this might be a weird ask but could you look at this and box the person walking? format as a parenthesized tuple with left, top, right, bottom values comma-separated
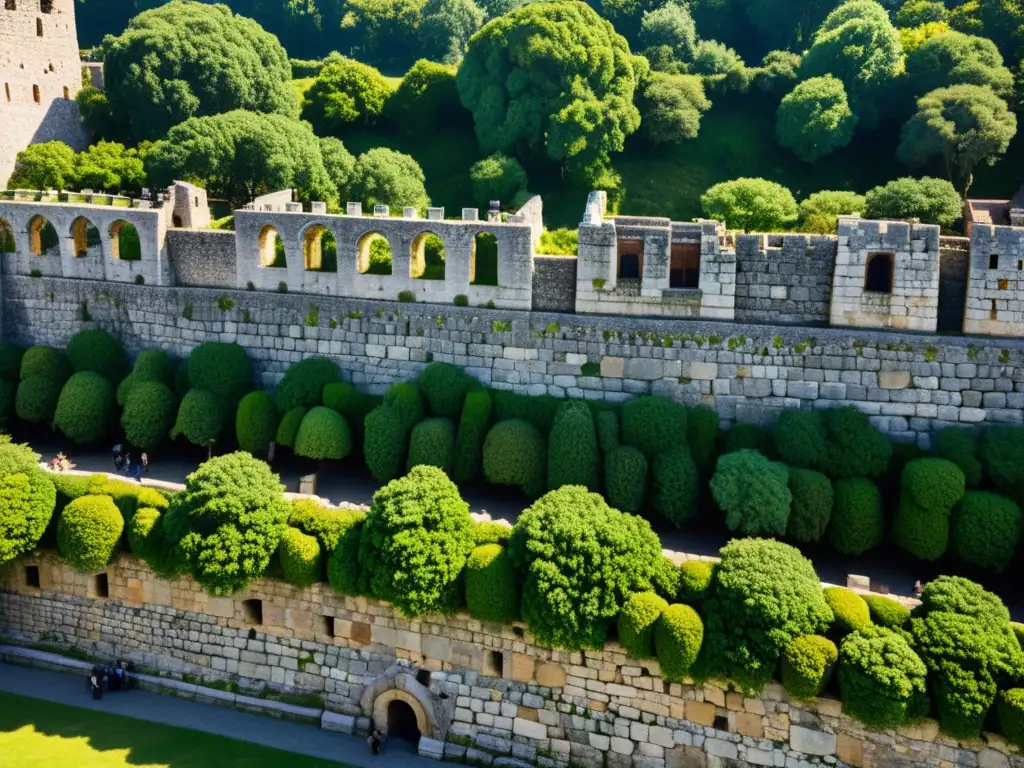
(368, 729, 384, 755)
(111, 444, 124, 473)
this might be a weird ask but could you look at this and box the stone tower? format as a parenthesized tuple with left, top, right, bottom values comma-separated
(0, 0, 90, 187)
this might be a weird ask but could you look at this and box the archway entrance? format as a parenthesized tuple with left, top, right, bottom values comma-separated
(387, 699, 420, 743)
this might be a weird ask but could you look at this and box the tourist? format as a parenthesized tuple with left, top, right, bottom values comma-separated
(141, 453, 149, 473)
(368, 728, 384, 755)
(913, 580, 923, 597)
(89, 665, 105, 700)
(111, 444, 124, 473)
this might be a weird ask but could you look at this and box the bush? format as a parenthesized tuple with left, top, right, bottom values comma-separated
(491, 390, 561, 435)
(0, 468, 56, 565)
(950, 491, 1021, 572)
(418, 362, 475, 418)
(617, 592, 669, 658)
(275, 357, 340, 414)
(57, 494, 124, 572)
(509, 486, 661, 650)
(186, 342, 253, 404)
(121, 381, 176, 452)
(275, 405, 306, 449)
(235, 391, 280, 457)
(782, 635, 838, 699)
(473, 520, 512, 546)
(162, 452, 289, 595)
(547, 400, 599, 492)
(652, 447, 700, 526)
(621, 396, 687, 460)
(655, 604, 704, 680)
(289, 499, 365, 554)
(53, 372, 115, 444)
(651, 555, 681, 601)
(827, 478, 884, 555)
(20, 346, 69, 381)
(116, 374, 143, 407)
(326, 514, 366, 595)
(838, 627, 928, 729)
(0, 344, 24, 381)
(821, 407, 892, 479)
(697, 539, 833, 690)
(383, 381, 423, 434)
(364, 405, 407, 483)
(998, 689, 1024, 748)
(67, 329, 127, 382)
(483, 419, 547, 499)
(893, 458, 965, 561)
(824, 586, 872, 634)
(700, 177, 798, 231)
(604, 446, 648, 514)
(278, 526, 322, 587)
(934, 428, 982, 488)
(357, 466, 474, 616)
(863, 594, 911, 629)
(979, 427, 1024, 502)
(469, 153, 529, 209)
(452, 390, 493, 484)
(465, 543, 519, 623)
(132, 348, 174, 384)
(596, 410, 619, 455)
(686, 406, 718, 474)
(774, 409, 828, 471)
(294, 407, 352, 460)
(170, 388, 224, 448)
(864, 176, 962, 228)
(407, 418, 456, 473)
(126, 507, 180, 579)
(15, 374, 64, 424)
(786, 468, 833, 543)
(678, 560, 714, 603)
(711, 450, 791, 536)
(722, 422, 771, 454)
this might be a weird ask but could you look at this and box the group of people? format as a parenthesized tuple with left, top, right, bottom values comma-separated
(88, 661, 131, 700)
(111, 444, 148, 480)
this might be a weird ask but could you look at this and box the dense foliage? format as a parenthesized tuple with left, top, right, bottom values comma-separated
(950, 491, 1021, 572)
(275, 357, 340, 414)
(621, 396, 688, 460)
(452, 390, 493, 484)
(786, 468, 833, 543)
(655, 603, 704, 680)
(782, 634, 838, 699)
(171, 388, 225, 448)
(893, 458, 965, 560)
(407, 418, 456, 473)
(483, 419, 547, 499)
(604, 446, 648, 514)
(57, 494, 124, 572)
(711, 450, 791, 536)
(235, 391, 280, 457)
(185, 343, 253, 406)
(53, 372, 115, 444)
(828, 477, 884, 555)
(0, 469, 56, 566)
(652, 447, 701, 525)
(465, 543, 519, 623)
(66, 329, 127, 382)
(294, 407, 352, 461)
(618, 591, 669, 658)
(364, 405, 408, 482)
(121, 381, 177, 452)
(700, 177, 798, 231)
(278, 526, 322, 588)
(838, 626, 929, 728)
(824, 586, 872, 634)
(547, 400, 600, 491)
(418, 362, 476, 419)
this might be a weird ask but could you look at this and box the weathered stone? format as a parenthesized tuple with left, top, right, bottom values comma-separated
(790, 725, 837, 756)
(535, 662, 565, 688)
(513, 717, 547, 740)
(836, 734, 864, 768)
(879, 371, 911, 389)
(601, 357, 626, 378)
(685, 701, 716, 726)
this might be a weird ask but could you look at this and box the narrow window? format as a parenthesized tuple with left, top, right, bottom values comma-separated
(616, 239, 642, 279)
(36, 17, 42, 36)
(242, 599, 262, 625)
(416, 669, 432, 687)
(483, 650, 503, 677)
(32, 84, 40, 104)
(989, 254, 999, 269)
(1017, 260, 1022, 271)
(41, 0, 52, 11)
(714, 714, 729, 731)
(4, 83, 9, 102)
(990, 300, 998, 320)
(94, 573, 109, 598)
(25, 565, 40, 588)
(321, 615, 334, 637)
(864, 252, 894, 293)
(62, 85, 68, 99)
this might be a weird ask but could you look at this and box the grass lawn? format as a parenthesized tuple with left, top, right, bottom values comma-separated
(0, 691, 346, 768)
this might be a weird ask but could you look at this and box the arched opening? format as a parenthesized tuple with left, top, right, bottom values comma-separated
(864, 252, 893, 294)
(302, 224, 337, 272)
(357, 232, 392, 275)
(0, 218, 14, 253)
(109, 220, 141, 260)
(387, 700, 421, 743)
(258, 225, 286, 268)
(70, 216, 101, 257)
(411, 232, 445, 280)
(28, 215, 58, 256)
(472, 232, 498, 286)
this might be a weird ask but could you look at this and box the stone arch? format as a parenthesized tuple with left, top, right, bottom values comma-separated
(109, 220, 141, 261)
(70, 216, 101, 258)
(472, 231, 499, 286)
(359, 666, 447, 741)
(258, 225, 286, 268)
(0, 217, 14, 253)
(357, 231, 392, 275)
(410, 231, 445, 280)
(28, 215, 58, 256)
(301, 223, 337, 272)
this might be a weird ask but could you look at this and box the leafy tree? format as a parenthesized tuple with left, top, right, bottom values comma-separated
(947, 0, 1024, 62)
(824, 586, 872, 634)
(121, 381, 177, 452)
(863, 594, 911, 628)
(700, 178, 799, 231)
(235, 391, 279, 457)
(15, 375, 64, 425)
(838, 626, 928, 728)
(896, 0, 947, 27)
(145, 111, 338, 209)
(686, 406, 719, 475)
(348, 148, 430, 212)
(934, 427, 982, 488)
(385, 60, 466, 134)
(979, 427, 1024, 502)
(736, 0, 839, 51)
(547, 400, 599, 492)
(301, 54, 394, 134)
(711, 450, 792, 536)
(132, 349, 174, 385)
(364, 405, 407, 483)
(638, 2, 698, 65)
(53, 372, 115, 444)
(0, 469, 56, 566)
(906, 31, 1013, 96)
(57, 494, 124, 572)
(337, 0, 422, 72)
(897, 85, 1016, 195)
(605, 445, 648, 514)
(171, 388, 224, 450)
(799, 190, 867, 233)
(74, 141, 146, 194)
(294, 407, 352, 461)
(864, 176, 962, 226)
(469, 154, 529, 209)
(101, 1, 296, 143)
(275, 405, 306, 450)
(690, 40, 744, 75)
(319, 137, 356, 199)
(127, 506, 181, 579)
(999, 689, 1024, 749)
(753, 50, 804, 93)
(900, 20, 953, 55)
(7, 142, 77, 190)
(637, 73, 712, 145)
(420, 0, 485, 63)
(457, 1, 643, 168)
(776, 76, 857, 162)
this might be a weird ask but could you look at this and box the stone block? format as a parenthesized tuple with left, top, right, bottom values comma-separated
(610, 737, 634, 755)
(703, 686, 725, 707)
(208, 597, 234, 618)
(601, 356, 626, 378)
(665, 746, 707, 768)
(350, 622, 371, 645)
(835, 734, 863, 767)
(705, 739, 737, 759)
(734, 712, 763, 739)
(321, 711, 355, 734)
(508, 653, 534, 683)
(419, 737, 445, 761)
(685, 701, 716, 726)
(625, 358, 664, 380)
(879, 370, 911, 389)
(978, 749, 1010, 768)
(535, 662, 566, 688)
(687, 362, 718, 380)
(789, 725, 837, 756)
(421, 634, 451, 663)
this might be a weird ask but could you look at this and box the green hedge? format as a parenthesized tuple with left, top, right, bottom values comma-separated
(0, 468, 56, 566)
(20, 346, 70, 382)
(171, 388, 224, 448)
(294, 407, 352, 460)
(289, 499, 365, 553)
(596, 410, 619, 455)
(678, 560, 713, 603)
(950, 491, 1021, 573)
(651, 555, 681, 601)
(617, 591, 668, 658)
(492, 389, 560, 435)
(186, 342, 253, 404)
(121, 381, 177, 452)
(775, 407, 891, 479)
(132, 349, 174, 385)
(774, 409, 828, 471)
(604, 446, 648, 514)
(452, 390, 492, 484)
(827, 478, 883, 555)
(278, 526, 322, 587)
(57, 494, 124, 572)
(711, 450, 791, 536)
(66, 329, 127, 382)
(998, 689, 1024, 748)
(723, 422, 771, 455)
(786, 468, 833, 543)
(893, 458, 965, 561)
(465, 543, 519, 623)
(655, 603, 704, 680)
(980, 427, 1024, 501)
(686, 406, 719, 475)
(652, 446, 700, 526)
(275, 357, 340, 413)
(781, 635, 838, 700)
(863, 594, 910, 629)
(126, 507, 180, 579)
(934, 428, 982, 488)
(483, 419, 546, 499)
(473, 520, 512, 546)
(547, 400, 599, 491)
(236, 390, 280, 456)
(838, 626, 928, 729)
(326, 514, 366, 595)
(15, 374, 64, 424)
(0, 441, 38, 479)
(364, 405, 407, 482)
(116, 374, 143, 407)
(275, 405, 306, 449)
(407, 417, 456, 473)
(54, 372, 115, 444)
(383, 381, 423, 434)
(824, 586, 871, 634)
(621, 396, 687, 460)
(323, 382, 379, 457)
(419, 362, 475, 418)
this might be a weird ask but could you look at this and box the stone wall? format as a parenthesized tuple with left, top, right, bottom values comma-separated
(1, 554, 1020, 768)
(532, 256, 577, 313)
(965, 225, 1024, 337)
(734, 234, 836, 325)
(167, 229, 237, 288)
(937, 240, 970, 334)
(3, 275, 1023, 445)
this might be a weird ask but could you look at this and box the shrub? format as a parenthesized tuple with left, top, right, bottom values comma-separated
(275, 357, 340, 413)
(617, 592, 669, 658)
(604, 446, 648, 514)
(15, 374, 64, 424)
(0, 468, 56, 565)
(235, 391, 280, 457)
(651, 555, 681, 601)
(652, 447, 700, 526)
(20, 346, 70, 381)
(621, 396, 687, 460)
(278, 526, 322, 587)
(483, 419, 546, 499)
(171, 388, 224, 448)
(711, 450, 791, 536)
(473, 520, 512, 546)
(294, 407, 352, 460)
(979, 427, 1024, 502)
(547, 400, 599, 492)
(821, 407, 892, 479)
(697, 539, 833, 690)
(465, 543, 519, 623)
(452, 390, 493, 484)
(364, 405, 407, 482)
(418, 362, 475, 418)
(863, 594, 911, 629)
(782, 635, 838, 699)
(596, 410, 619, 455)
(132, 348, 174, 384)
(126, 507, 180, 579)
(893, 458, 965, 561)
(162, 452, 289, 595)
(998, 689, 1024, 748)
(787, 468, 833, 543)
(275, 405, 306, 449)
(326, 514, 366, 595)
(0, 344, 24, 381)
(407, 418, 456, 473)
(686, 406, 719, 474)
(774, 409, 828, 470)
(121, 381, 176, 452)
(53, 372, 115, 444)
(289, 499, 365, 553)
(828, 478, 884, 555)
(66, 329, 127, 382)
(934, 428, 982, 488)
(357, 466, 474, 616)
(824, 586, 872, 634)
(186, 342, 253, 404)
(116, 374, 143, 407)
(509, 486, 661, 650)
(655, 604, 704, 680)
(383, 381, 423, 434)
(491, 390, 561, 435)
(950, 491, 1021, 572)
(678, 560, 714, 603)
(57, 494, 123, 572)
(838, 627, 928, 729)
(864, 176, 963, 228)
(722, 422, 771, 454)
(173, 359, 191, 397)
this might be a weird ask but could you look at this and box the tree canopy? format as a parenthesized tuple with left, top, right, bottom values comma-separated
(637, 73, 712, 145)
(347, 148, 430, 211)
(701, 178, 799, 231)
(863, 176, 963, 226)
(906, 31, 1014, 97)
(420, 0, 486, 62)
(300, 53, 394, 134)
(776, 75, 858, 162)
(7, 142, 77, 191)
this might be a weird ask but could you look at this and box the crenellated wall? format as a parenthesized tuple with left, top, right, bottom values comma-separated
(734, 234, 836, 325)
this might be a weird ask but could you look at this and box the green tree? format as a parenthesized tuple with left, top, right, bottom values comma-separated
(171, 388, 224, 451)
(420, 0, 485, 62)
(637, 73, 712, 145)
(864, 176, 962, 227)
(7, 142, 77, 190)
(711, 450, 792, 536)
(275, 357, 340, 414)
(301, 54, 394, 134)
(947, 0, 1024, 62)
(638, 2, 698, 66)
(67, 329, 127, 383)
(469, 154, 529, 209)
(53, 372, 115, 445)
(736, 0, 839, 51)
(690, 40, 743, 75)
(700, 178, 799, 231)
(74, 141, 146, 194)
(235, 390, 280, 457)
(294, 407, 352, 461)
(896, 0, 947, 27)
(906, 31, 1013, 97)
(897, 85, 1016, 195)
(385, 60, 467, 135)
(348, 148, 430, 212)
(547, 400, 599, 492)
(799, 190, 867, 233)
(951, 491, 1021, 572)
(776, 76, 857, 162)
(101, 1, 296, 143)
(121, 381, 177, 452)
(319, 137, 356, 200)
(145, 110, 338, 210)
(337, 0, 422, 72)
(185, 342, 253, 406)
(457, 1, 643, 168)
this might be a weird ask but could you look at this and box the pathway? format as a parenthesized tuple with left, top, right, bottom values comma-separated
(0, 661, 435, 767)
